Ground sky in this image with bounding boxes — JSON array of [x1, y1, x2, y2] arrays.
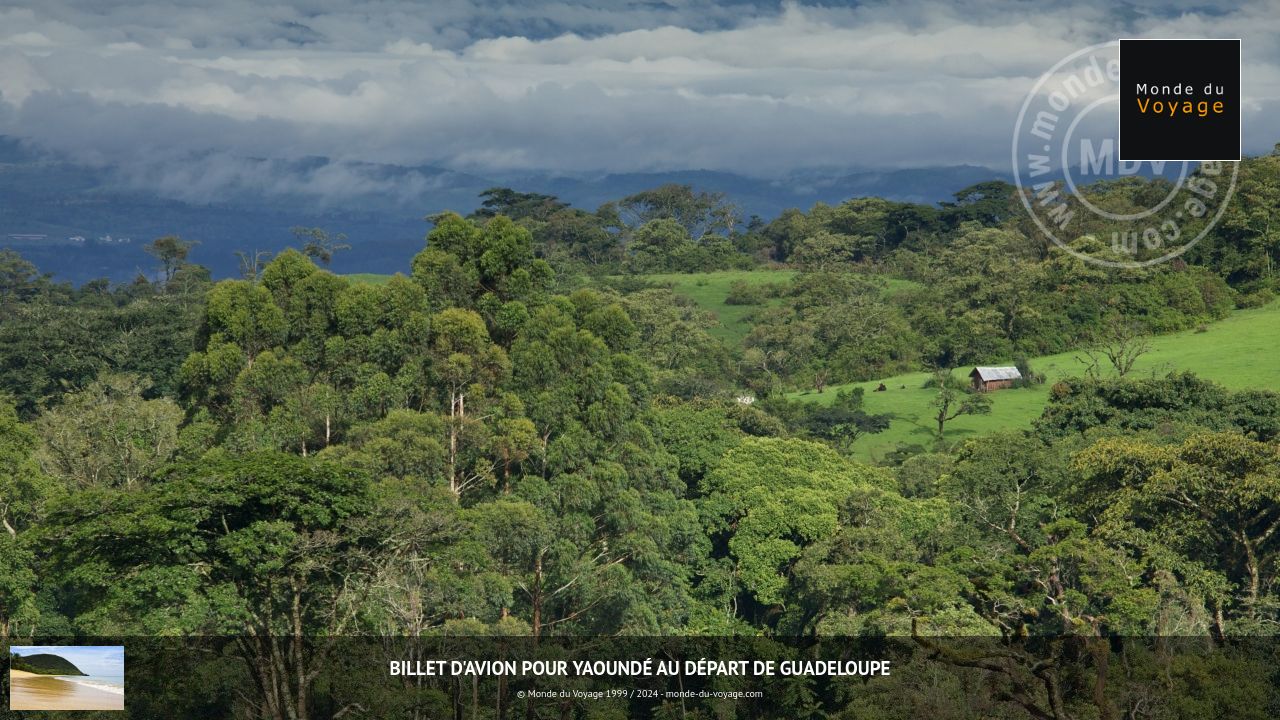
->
[[1, 0, 1278, 198], [11, 646, 125, 677]]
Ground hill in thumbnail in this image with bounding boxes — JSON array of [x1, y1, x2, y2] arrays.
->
[[10, 653, 88, 676]]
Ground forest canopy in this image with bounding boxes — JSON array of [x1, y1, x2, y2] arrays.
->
[[3, 158, 1280, 719]]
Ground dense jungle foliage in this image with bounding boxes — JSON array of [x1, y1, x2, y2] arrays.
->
[[3, 152, 1280, 719]]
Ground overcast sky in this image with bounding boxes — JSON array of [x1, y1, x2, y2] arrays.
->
[[2, 0, 1279, 187]]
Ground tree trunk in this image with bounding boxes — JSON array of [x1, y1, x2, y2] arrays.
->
[[292, 582, 308, 720], [448, 391, 465, 498], [453, 675, 464, 720], [1212, 602, 1226, 645], [1242, 533, 1261, 611], [1088, 638, 1117, 720], [531, 551, 544, 639], [498, 675, 508, 720]]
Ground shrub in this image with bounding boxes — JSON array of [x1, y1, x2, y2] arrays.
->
[[1238, 288, 1276, 309], [1014, 356, 1045, 387], [725, 280, 768, 306]]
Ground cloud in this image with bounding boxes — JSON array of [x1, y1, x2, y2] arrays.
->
[[1, 0, 1277, 203]]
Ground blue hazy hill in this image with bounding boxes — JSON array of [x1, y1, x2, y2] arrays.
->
[[0, 137, 1006, 283]]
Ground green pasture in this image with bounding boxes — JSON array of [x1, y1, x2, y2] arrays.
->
[[638, 270, 795, 343], [639, 270, 918, 344], [792, 300, 1280, 462]]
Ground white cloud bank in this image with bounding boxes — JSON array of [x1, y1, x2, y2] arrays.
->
[[1, 0, 1278, 187]]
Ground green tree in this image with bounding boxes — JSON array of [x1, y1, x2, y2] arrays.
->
[[144, 235, 198, 282], [470, 187, 568, 222], [533, 207, 617, 266], [0, 249, 45, 307], [320, 410, 446, 483], [1200, 152, 1280, 283], [1077, 432, 1280, 632], [0, 398, 50, 537], [1036, 372, 1280, 442], [0, 286, 200, 419], [939, 181, 1017, 227], [791, 230, 864, 270], [0, 399, 50, 644], [929, 432, 1165, 720], [498, 301, 704, 636], [413, 213, 553, 313], [47, 452, 375, 720], [291, 226, 351, 266], [430, 308, 512, 499], [202, 279, 287, 363], [36, 374, 183, 489], [626, 218, 695, 273], [618, 288, 734, 397], [0, 532, 37, 643], [931, 370, 992, 440], [796, 388, 891, 452], [701, 437, 894, 609], [615, 183, 738, 239], [782, 483, 972, 636]]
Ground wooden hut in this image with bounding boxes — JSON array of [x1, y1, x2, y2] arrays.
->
[[969, 366, 1022, 392]]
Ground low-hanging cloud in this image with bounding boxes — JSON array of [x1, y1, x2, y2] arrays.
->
[[2, 0, 1279, 204]]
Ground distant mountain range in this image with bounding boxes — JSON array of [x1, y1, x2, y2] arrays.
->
[[0, 136, 1006, 283]]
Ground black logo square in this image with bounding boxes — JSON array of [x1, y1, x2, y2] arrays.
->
[[1119, 39, 1240, 161]]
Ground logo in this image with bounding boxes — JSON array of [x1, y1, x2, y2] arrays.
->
[[1119, 39, 1241, 162], [1012, 41, 1238, 268]]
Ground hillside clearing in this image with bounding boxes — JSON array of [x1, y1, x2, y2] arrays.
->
[[637, 270, 795, 343], [792, 300, 1280, 463], [345, 272, 395, 285], [637, 270, 919, 344]]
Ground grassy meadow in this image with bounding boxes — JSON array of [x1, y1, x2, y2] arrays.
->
[[638, 269, 918, 344], [638, 270, 795, 343], [344, 272, 395, 285], [792, 300, 1280, 462]]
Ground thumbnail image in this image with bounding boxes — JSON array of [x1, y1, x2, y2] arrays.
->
[[9, 646, 124, 711]]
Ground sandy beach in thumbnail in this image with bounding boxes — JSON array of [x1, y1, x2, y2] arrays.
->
[[9, 669, 124, 711]]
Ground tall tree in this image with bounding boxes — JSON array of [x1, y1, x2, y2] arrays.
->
[[701, 437, 894, 611], [0, 250, 45, 308], [0, 398, 53, 539], [0, 401, 49, 642], [615, 184, 738, 238], [47, 452, 376, 720], [201, 279, 288, 363], [413, 213, 553, 313], [144, 235, 198, 282], [1077, 432, 1280, 631], [470, 188, 568, 222], [428, 308, 511, 499], [932, 369, 992, 440], [291, 227, 351, 267], [36, 374, 183, 489]]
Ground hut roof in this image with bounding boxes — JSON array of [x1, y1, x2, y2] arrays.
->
[[970, 366, 1022, 381]]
